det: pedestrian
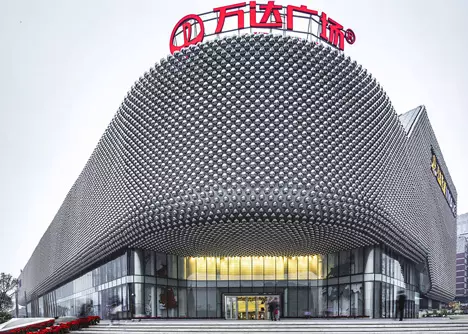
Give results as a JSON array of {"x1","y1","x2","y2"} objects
[
  {"x1": 268, "y1": 301, "x2": 274, "y2": 321},
  {"x1": 274, "y1": 305, "x2": 280, "y2": 321},
  {"x1": 109, "y1": 303, "x2": 118, "y2": 326},
  {"x1": 396, "y1": 290, "x2": 406, "y2": 321},
  {"x1": 268, "y1": 298, "x2": 276, "y2": 321}
]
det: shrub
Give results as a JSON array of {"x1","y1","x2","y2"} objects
[{"x1": 0, "y1": 311, "x2": 12, "y2": 324}]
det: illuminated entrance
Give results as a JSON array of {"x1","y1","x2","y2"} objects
[{"x1": 224, "y1": 295, "x2": 280, "y2": 320}]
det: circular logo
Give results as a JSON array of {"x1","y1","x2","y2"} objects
[
  {"x1": 169, "y1": 14, "x2": 205, "y2": 54},
  {"x1": 345, "y1": 29, "x2": 356, "y2": 45}
]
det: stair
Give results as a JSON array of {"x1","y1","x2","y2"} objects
[{"x1": 78, "y1": 319, "x2": 468, "y2": 334}]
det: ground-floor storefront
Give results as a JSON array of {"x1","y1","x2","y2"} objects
[{"x1": 25, "y1": 245, "x2": 424, "y2": 319}]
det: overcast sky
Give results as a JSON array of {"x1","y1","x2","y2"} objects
[{"x1": 1, "y1": 0, "x2": 467, "y2": 278}]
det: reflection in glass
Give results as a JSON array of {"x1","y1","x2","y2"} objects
[{"x1": 27, "y1": 245, "x2": 422, "y2": 320}]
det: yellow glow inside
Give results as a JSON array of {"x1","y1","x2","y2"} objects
[{"x1": 185, "y1": 255, "x2": 320, "y2": 280}]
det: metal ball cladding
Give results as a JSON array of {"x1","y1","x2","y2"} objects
[{"x1": 21, "y1": 34, "x2": 456, "y2": 304}]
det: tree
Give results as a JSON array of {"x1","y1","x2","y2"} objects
[
  {"x1": 0, "y1": 273, "x2": 18, "y2": 313},
  {"x1": 0, "y1": 311, "x2": 12, "y2": 324}
]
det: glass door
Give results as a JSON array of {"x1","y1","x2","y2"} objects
[
  {"x1": 237, "y1": 296, "x2": 247, "y2": 319},
  {"x1": 257, "y1": 296, "x2": 267, "y2": 320},
  {"x1": 225, "y1": 296, "x2": 237, "y2": 320},
  {"x1": 225, "y1": 295, "x2": 279, "y2": 320},
  {"x1": 247, "y1": 296, "x2": 257, "y2": 319}
]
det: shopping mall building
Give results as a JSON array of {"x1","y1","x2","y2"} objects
[{"x1": 18, "y1": 2, "x2": 457, "y2": 320}]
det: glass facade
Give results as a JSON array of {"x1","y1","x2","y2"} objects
[{"x1": 25, "y1": 245, "x2": 421, "y2": 319}]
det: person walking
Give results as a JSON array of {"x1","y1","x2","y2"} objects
[
  {"x1": 396, "y1": 290, "x2": 406, "y2": 321},
  {"x1": 268, "y1": 301, "x2": 275, "y2": 321},
  {"x1": 274, "y1": 305, "x2": 280, "y2": 321}
]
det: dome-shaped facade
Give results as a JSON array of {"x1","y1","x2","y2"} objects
[{"x1": 18, "y1": 35, "x2": 457, "y2": 319}]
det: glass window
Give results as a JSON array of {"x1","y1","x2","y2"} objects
[
  {"x1": 196, "y1": 287, "x2": 207, "y2": 318},
  {"x1": 178, "y1": 288, "x2": 187, "y2": 317},
  {"x1": 206, "y1": 257, "x2": 216, "y2": 280},
  {"x1": 382, "y1": 251, "x2": 388, "y2": 276},
  {"x1": 100, "y1": 263, "x2": 107, "y2": 284},
  {"x1": 339, "y1": 284, "x2": 350, "y2": 316},
  {"x1": 168, "y1": 254, "x2": 178, "y2": 279},
  {"x1": 197, "y1": 257, "x2": 207, "y2": 280},
  {"x1": 122, "y1": 253, "x2": 128, "y2": 276},
  {"x1": 156, "y1": 253, "x2": 167, "y2": 278},
  {"x1": 276, "y1": 257, "x2": 286, "y2": 280},
  {"x1": 351, "y1": 248, "x2": 364, "y2": 274},
  {"x1": 264, "y1": 257, "x2": 275, "y2": 280},
  {"x1": 297, "y1": 256, "x2": 308, "y2": 280},
  {"x1": 327, "y1": 285, "x2": 338, "y2": 316},
  {"x1": 339, "y1": 251, "x2": 351, "y2": 277},
  {"x1": 252, "y1": 257, "x2": 263, "y2": 280},
  {"x1": 187, "y1": 288, "x2": 196, "y2": 317},
  {"x1": 287, "y1": 287, "x2": 298, "y2": 317},
  {"x1": 374, "y1": 246, "x2": 381, "y2": 274},
  {"x1": 144, "y1": 250, "x2": 155, "y2": 276},
  {"x1": 308, "y1": 256, "x2": 318, "y2": 279},
  {"x1": 178, "y1": 257, "x2": 187, "y2": 280},
  {"x1": 350, "y1": 283, "x2": 363, "y2": 316},
  {"x1": 207, "y1": 288, "x2": 217, "y2": 318},
  {"x1": 309, "y1": 285, "x2": 319, "y2": 317},
  {"x1": 288, "y1": 257, "x2": 298, "y2": 280},
  {"x1": 229, "y1": 258, "x2": 240, "y2": 280},
  {"x1": 167, "y1": 287, "x2": 178, "y2": 318},
  {"x1": 157, "y1": 286, "x2": 167, "y2": 318},
  {"x1": 144, "y1": 284, "x2": 154, "y2": 316},
  {"x1": 241, "y1": 257, "x2": 252, "y2": 280},
  {"x1": 186, "y1": 258, "x2": 196, "y2": 280},
  {"x1": 218, "y1": 257, "x2": 228, "y2": 280},
  {"x1": 327, "y1": 253, "x2": 338, "y2": 278},
  {"x1": 115, "y1": 258, "x2": 121, "y2": 279}
]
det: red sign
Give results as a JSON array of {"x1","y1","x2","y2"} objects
[
  {"x1": 169, "y1": 14, "x2": 205, "y2": 54},
  {"x1": 170, "y1": 1, "x2": 356, "y2": 54}
]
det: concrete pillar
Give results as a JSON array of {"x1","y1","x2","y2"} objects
[
  {"x1": 364, "y1": 281, "x2": 373, "y2": 318},
  {"x1": 133, "y1": 250, "x2": 145, "y2": 317},
  {"x1": 134, "y1": 249, "x2": 143, "y2": 275},
  {"x1": 364, "y1": 246, "x2": 374, "y2": 273},
  {"x1": 134, "y1": 283, "x2": 144, "y2": 317}
]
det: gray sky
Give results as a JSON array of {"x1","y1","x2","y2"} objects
[{"x1": 1, "y1": 0, "x2": 467, "y2": 278}]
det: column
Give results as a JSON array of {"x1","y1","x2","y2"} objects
[
  {"x1": 133, "y1": 250, "x2": 145, "y2": 317},
  {"x1": 134, "y1": 249, "x2": 143, "y2": 276}
]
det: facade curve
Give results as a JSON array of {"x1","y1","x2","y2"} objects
[{"x1": 18, "y1": 34, "x2": 456, "y2": 318}]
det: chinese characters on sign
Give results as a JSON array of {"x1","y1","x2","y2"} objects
[
  {"x1": 431, "y1": 151, "x2": 457, "y2": 216},
  {"x1": 170, "y1": 1, "x2": 356, "y2": 54}
]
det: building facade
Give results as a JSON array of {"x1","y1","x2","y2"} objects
[
  {"x1": 456, "y1": 213, "x2": 468, "y2": 302},
  {"x1": 18, "y1": 34, "x2": 457, "y2": 319}
]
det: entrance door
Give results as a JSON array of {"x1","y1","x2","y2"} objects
[
  {"x1": 237, "y1": 296, "x2": 247, "y2": 319},
  {"x1": 224, "y1": 295, "x2": 279, "y2": 320},
  {"x1": 225, "y1": 296, "x2": 237, "y2": 320}
]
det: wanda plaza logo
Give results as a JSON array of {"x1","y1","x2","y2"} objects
[{"x1": 170, "y1": 1, "x2": 356, "y2": 54}]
